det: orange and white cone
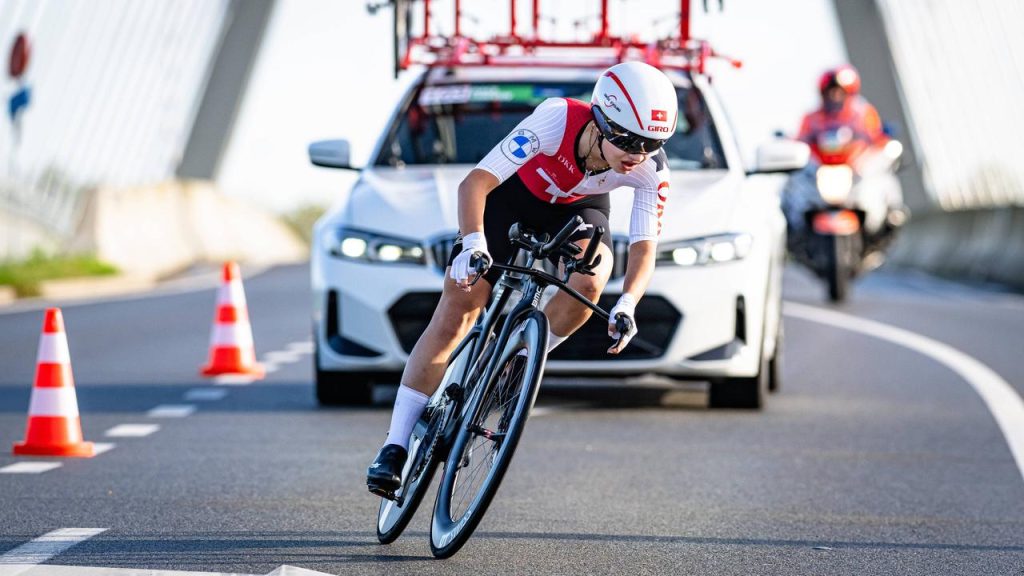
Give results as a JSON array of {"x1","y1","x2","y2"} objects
[
  {"x1": 13, "y1": 308, "x2": 95, "y2": 457},
  {"x1": 200, "y1": 262, "x2": 264, "y2": 378}
]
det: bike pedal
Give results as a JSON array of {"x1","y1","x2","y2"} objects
[{"x1": 367, "y1": 484, "x2": 398, "y2": 501}]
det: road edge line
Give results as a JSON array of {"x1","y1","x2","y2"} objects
[{"x1": 784, "y1": 300, "x2": 1024, "y2": 484}]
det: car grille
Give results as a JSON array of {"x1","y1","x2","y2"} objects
[
  {"x1": 547, "y1": 295, "x2": 680, "y2": 361},
  {"x1": 429, "y1": 234, "x2": 630, "y2": 279},
  {"x1": 388, "y1": 293, "x2": 679, "y2": 360}
]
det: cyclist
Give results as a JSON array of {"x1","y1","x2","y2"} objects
[{"x1": 367, "y1": 61, "x2": 678, "y2": 496}]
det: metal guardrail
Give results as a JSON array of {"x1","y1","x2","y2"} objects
[
  {"x1": 0, "y1": 0, "x2": 230, "y2": 252},
  {"x1": 875, "y1": 0, "x2": 1024, "y2": 211}
]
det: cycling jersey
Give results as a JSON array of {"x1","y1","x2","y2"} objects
[{"x1": 476, "y1": 98, "x2": 670, "y2": 245}]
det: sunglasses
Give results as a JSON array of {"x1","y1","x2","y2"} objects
[{"x1": 592, "y1": 105, "x2": 667, "y2": 155}]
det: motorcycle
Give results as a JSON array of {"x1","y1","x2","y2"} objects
[{"x1": 782, "y1": 125, "x2": 907, "y2": 302}]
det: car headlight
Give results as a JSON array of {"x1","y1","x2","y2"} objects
[
  {"x1": 325, "y1": 227, "x2": 426, "y2": 264},
  {"x1": 816, "y1": 164, "x2": 854, "y2": 204},
  {"x1": 656, "y1": 233, "x2": 753, "y2": 267}
]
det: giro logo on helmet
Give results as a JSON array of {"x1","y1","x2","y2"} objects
[{"x1": 647, "y1": 125, "x2": 672, "y2": 133}]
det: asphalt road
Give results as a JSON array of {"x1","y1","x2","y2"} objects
[{"x1": 0, "y1": 263, "x2": 1021, "y2": 575}]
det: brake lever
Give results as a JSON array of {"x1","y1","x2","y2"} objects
[{"x1": 468, "y1": 253, "x2": 492, "y2": 287}]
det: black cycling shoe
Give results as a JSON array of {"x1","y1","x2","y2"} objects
[{"x1": 366, "y1": 444, "x2": 408, "y2": 500}]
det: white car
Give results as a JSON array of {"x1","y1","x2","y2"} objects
[{"x1": 309, "y1": 66, "x2": 807, "y2": 408}]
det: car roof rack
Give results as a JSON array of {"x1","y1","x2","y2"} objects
[{"x1": 372, "y1": 0, "x2": 742, "y2": 77}]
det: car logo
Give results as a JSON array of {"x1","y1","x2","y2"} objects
[{"x1": 501, "y1": 129, "x2": 540, "y2": 165}]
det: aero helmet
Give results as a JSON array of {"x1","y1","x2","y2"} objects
[
  {"x1": 818, "y1": 65, "x2": 861, "y2": 95},
  {"x1": 591, "y1": 61, "x2": 678, "y2": 154}
]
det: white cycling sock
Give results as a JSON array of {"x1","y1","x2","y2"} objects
[
  {"x1": 384, "y1": 385, "x2": 430, "y2": 450},
  {"x1": 547, "y1": 329, "x2": 568, "y2": 353}
]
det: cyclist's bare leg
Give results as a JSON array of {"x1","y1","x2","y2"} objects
[
  {"x1": 544, "y1": 240, "x2": 614, "y2": 337},
  {"x1": 401, "y1": 271, "x2": 492, "y2": 397}
]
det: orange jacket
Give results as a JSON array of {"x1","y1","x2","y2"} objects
[{"x1": 798, "y1": 95, "x2": 886, "y2": 164}]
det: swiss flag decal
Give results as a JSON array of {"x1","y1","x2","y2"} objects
[{"x1": 651, "y1": 109, "x2": 668, "y2": 122}]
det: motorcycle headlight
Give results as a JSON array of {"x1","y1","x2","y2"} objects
[
  {"x1": 656, "y1": 233, "x2": 753, "y2": 267},
  {"x1": 326, "y1": 227, "x2": 426, "y2": 265},
  {"x1": 816, "y1": 165, "x2": 854, "y2": 204}
]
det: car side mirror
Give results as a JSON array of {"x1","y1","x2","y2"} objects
[
  {"x1": 749, "y1": 139, "x2": 811, "y2": 175},
  {"x1": 309, "y1": 139, "x2": 357, "y2": 170}
]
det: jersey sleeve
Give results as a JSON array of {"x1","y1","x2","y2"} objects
[
  {"x1": 475, "y1": 98, "x2": 567, "y2": 183},
  {"x1": 626, "y1": 150, "x2": 670, "y2": 245}
]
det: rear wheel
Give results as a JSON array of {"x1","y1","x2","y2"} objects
[
  {"x1": 376, "y1": 331, "x2": 480, "y2": 543},
  {"x1": 430, "y1": 311, "x2": 548, "y2": 558}
]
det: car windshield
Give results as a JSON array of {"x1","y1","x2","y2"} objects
[{"x1": 375, "y1": 80, "x2": 726, "y2": 171}]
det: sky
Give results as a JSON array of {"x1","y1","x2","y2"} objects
[{"x1": 216, "y1": 0, "x2": 848, "y2": 211}]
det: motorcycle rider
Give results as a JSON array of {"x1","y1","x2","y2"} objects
[
  {"x1": 786, "y1": 65, "x2": 906, "y2": 254},
  {"x1": 366, "y1": 61, "x2": 678, "y2": 497}
]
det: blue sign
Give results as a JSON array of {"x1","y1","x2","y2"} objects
[{"x1": 8, "y1": 85, "x2": 31, "y2": 122}]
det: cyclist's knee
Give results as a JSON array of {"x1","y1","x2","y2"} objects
[{"x1": 572, "y1": 274, "x2": 606, "y2": 302}]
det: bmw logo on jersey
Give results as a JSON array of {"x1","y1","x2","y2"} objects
[{"x1": 502, "y1": 129, "x2": 540, "y2": 165}]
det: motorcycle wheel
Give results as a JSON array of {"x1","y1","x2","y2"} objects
[{"x1": 825, "y1": 236, "x2": 850, "y2": 303}]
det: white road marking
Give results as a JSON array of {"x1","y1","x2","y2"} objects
[
  {"x1": 262, "y1": 362, "x2": 280, "y2": 374},
  {"x1": 212, "y1": 375, "x2": 255, "y2": 386},
  {"x1": 146, "y1": 405, "x2": 196, "y2": 418},
  {"x1": 0, "y1": 462, "x2": 62, "y2": 474},
  {"x1": 263, "y1": 351, "x2": 302, "y2": 364},
  {"x1": 286, "y1": 341, "x2": 313, "y2": 354},
  {"x1": 184, "y1": 388, "x2": 229, "y2": 401},
  {"x1": 0, "y1": 528, "x2": 106, "y2": 571},
  {"x1": 92, "y1": 443, "x2": 115, "y2": 456},
  {"x1": 784, "y1": 300, "x2": 1024, "y2": 483},
  {"x1": 105, "y1": 424, "x2": 160, "y2": 438},
  {"x1": 0, "y1": 564, "x2": 332, "y2": 575}
]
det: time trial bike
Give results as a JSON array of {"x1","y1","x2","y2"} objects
[{"x1": 372, "y1": 215, "x2": 631, "y2": 558}]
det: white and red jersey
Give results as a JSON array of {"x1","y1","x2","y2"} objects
[{"x1": 476, "y1": 98, "x2": 670, "y2": 244}]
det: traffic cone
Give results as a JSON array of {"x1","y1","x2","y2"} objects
[
  {"x1": 200, "y1": 262, "x2": 264, "y2": 378},
  {"x1": 13, "y1": 308, "x2": 95, "y2": 457}
]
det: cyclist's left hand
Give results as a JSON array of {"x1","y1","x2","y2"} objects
[{"x1": 607, "y1": 294, "x2": 638, "y2": 354}]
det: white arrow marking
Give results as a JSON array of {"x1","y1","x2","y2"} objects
[{"x1": 785, "y1": 300, "x2": 1024, "y2": 483}]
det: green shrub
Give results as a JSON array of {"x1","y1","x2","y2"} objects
[{"x1": 0, "y1": 249, "x2": 118, "y2": 297}]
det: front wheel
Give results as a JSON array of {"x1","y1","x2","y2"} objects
[{"x1": 429, "y1": 310, "x2": 548, "y2": 558}]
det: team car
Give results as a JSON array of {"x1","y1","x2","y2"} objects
[{"x1": 308, "y1": 64, "x2": 807, "y2": 409}]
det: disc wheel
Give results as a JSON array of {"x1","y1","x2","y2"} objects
[{"x1": 429, "y1": 311, "x2": 548, "y2": 558}]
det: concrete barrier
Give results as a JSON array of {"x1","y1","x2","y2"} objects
[
  {"x1": 890, "y1": 207, "x2": 1024, "y2": 290},
  {"x1": 69, "y1": 180, "x2": 306, "y2": 279}
]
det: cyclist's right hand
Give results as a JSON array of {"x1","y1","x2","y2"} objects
[{"x1": 450, "y1": 232, "x2": 491, "y2": 291}]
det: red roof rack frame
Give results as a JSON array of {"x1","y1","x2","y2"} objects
[{"x1": 388, "y1": 0, "x2": 742, "y2": 76}]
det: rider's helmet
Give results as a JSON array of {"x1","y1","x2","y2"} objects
[
  {"x1": 818, "y1": 65, "x2": 861, "y2": 96},
  {"x1": 591, "y1": 61, "x2": 678, "y2": 154}
]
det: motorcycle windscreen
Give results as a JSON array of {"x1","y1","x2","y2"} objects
[{"x1": 812, "y1": 210, "x2": 861, "y2": 235}]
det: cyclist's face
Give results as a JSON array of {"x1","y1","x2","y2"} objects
[{"x1": 602, "y1": 138, "x2": 648, "y2": 174}]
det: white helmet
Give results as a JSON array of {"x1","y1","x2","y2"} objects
[{"x1": 591, "y1": 61, "x2": 678, "y2": 154}]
